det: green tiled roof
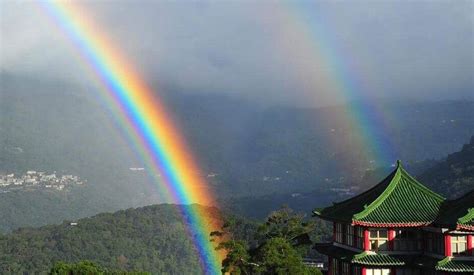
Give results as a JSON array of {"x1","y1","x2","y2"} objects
[
  {"x1": 316, "y1": 244, "x2": 474, "y2": 272},
  {"x1": 314, "y1": 161, "x2": 445, "y2": 226},
  {"x1": 314, "y1": 244, "x2": 406, "y2": 267},
  {"x1": 352, "y1": 252, "x2": 405, "y2": 266},
  {"x1": 435, "y1": 257, "x2": 474, "y2": 272},
  {"x1": 435, "y1": 190, "x2": 474, "y2": 231}
]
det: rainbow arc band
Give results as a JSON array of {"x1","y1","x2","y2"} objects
[{"x1": 39, "y1": 2, "x2": 223, "y2": 274}]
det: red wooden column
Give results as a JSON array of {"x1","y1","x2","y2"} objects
[
  {"x1": 388, "y1": 229, "x2": 396, "y2": 251},
  {"x1": 468, "y1": 235, "x2": 473, "y2": 256},
  {"x1": 361, "y1": 267, "x2": 367, "y2": 275},
  {"x1": 364, "y1": 228, "x2": 371, "y2": 251},
  {"x1": 444, "y1": 234, "x2": 451, "y2": 257},
  {"x1": 391, "y1": 268, "x2": 397, "y2": 275}
]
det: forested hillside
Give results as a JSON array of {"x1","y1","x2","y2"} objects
[
  {"x1": 419, "y1": 136, "x2": 474, "y2": 198},
  {"x1": 0, "y1": 204, "x2": 223, "y2": 274}
]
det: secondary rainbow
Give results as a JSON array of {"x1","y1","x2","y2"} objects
[
  {"x1": 275, "y1": 2, "x2": 397, "y2": 166},
  {"x1": 39, "y1": 2, "x2": 223, "y2": 274}
]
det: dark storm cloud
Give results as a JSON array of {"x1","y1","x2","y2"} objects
[{"x1": 1, "y1": 0, "x2": 473, "y2": 106}]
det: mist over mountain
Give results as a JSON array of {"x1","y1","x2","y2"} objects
[
  {"x1": 1, "y1": 73, "x2": 474, "y2": 231},
  {"x1": 228, "y1": 136, "x2": 474, "y2": 219},
  {"x1": 2, "y1": 73, "x2": 474, "y2": 194}
]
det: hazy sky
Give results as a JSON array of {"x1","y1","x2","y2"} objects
[{"x1": 1, "y1": 0, "x2": 473, "y2": 106}]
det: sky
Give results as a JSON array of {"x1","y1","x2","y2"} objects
[{"x1": 1, "y1": 0, "x2": 473, "y2": 107}]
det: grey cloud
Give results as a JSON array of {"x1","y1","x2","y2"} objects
[{"x1": 1, "y1": 0, "x2": 473, "y2": 106}]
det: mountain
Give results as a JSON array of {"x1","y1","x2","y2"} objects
[
  {"x1": 0, "y1": 204, "x2": 222, "y2": 274},
  {"x1": 226, "y1": 138, "x2": 474, "y2": 220},
  {"x1": 1, "y1": 73, "x2": 474, "y2": 231},
  {"x1": 419, "y1": 136, "x2": 474, "y2": 198}
]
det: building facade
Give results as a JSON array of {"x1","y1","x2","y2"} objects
[{"x1": 314, "y1": 161, "x2": 474, "y2": 274}]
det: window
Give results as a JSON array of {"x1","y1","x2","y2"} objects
[
  {"x1": 451, "y1": 235, "x2": 468, "y2": 256},
  {"x1": 425, "y1": 232, "x2": 444, "y2": 254},
  {"x1": 369, "y1": 229, "x2": 388, "y2": 251},
  {"x1": 331, "y1": 258, "x2": 339, "y2": 275},
  {"x1": 394, "y1": 230, "x2": 422, "y2": 251},
  {"x1": 345, "y1": 224, "x2": 354, "y2": 246},
  {"x1": 355, "y1": 226, "x2": 364, "y2": 249},
  {"x1": 335, "y1": 223, "x2": 344, "y2": 243},
  {"x1": 395, "y1": 269, "x2": 420, "y2": 275},
  {"x1": 366, "y1": 269, "x2": 391, "y2": 275},
  {"x1": 341, "y1": 262, "x2": 350, "y2": 275}
]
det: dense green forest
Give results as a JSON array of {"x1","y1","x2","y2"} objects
[
  {"x1": 420, "y1": 136, "x2": 474, "y2": 198},
  {"x1": 0, "y1": 203, "x2": 330, "y2": 274},
  {"x1": 0, "y1": 204, "x2": 223, "y2": 274}
]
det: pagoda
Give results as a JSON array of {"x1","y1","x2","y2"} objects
[{"x1": 313, "y1": 161, "x2": 474, "y2": 275}]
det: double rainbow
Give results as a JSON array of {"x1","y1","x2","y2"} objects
[
  {"x1": 40, "y1": 2, "x2": 223, "y2": 274},
  {"x1": 38, "y1": 1, "x2": 399, "y2": 273}
]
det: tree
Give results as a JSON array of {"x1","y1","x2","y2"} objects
[
  {"x1": 49, "y1": 261, "x2": 150, "y2": 275},
  {"x1": 254, "y1": 238, "x2": 320, "y2": 275},
  {"x1": 212, "y1": 207, "x2": 322, "y2": 275},
  {"x1": 257, "y1": 206, "x2": 314, "y2": 251},
  {"x1": 49, "y1": 261, "x2": 107, "y2": 275}
]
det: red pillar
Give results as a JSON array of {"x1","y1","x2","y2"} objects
[
  {"x1": 388, "y1": 229, "x2": 396, "y2": 251},
  {"x1": 392, "y1": 268, "x2": 397, "y2": 275},
  {"x1": 362, "y1": 267, "x2": 367, "y2": 275},
  {"x1": 364, "y1": 229, "x2": 371, "y2": 251},
  {"x1": 333, "y1": 222, "x2": 337, "y2": 242},
  {"x1": 444, "y1": 234, "x2": 451, "y2": 257},
  {"x1": 468, "y1": 235, "x2": 473, "y2": 256}
]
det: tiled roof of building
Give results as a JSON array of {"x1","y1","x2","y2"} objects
[
  {"x1": 314, "y1": 243, "x2": 406, "y2": 267},
  {"x1": 435, "y1": 257, "x2": 474, "y2": 272},
  {"x1": 434, "y1": 190, "x2": 474, "y2": 231},
  {"x1": 316, "y1": 244, "x2": 474, "y2": 272},
  {"x1": 352, "y1": 252, "x2": 405, "y2": 266},
  {"x1": 314, "y1": 161, "x2": 445, "y2": 227}
]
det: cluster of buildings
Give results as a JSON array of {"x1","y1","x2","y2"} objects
[
  {"x1": 0, "y1": 171, "x2": 84, "y2": 192},
  {"x1": 314, "y1": 161, "x2": 473, "y2": 274}
]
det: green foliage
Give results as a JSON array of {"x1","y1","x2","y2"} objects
[
  {"x1": 50, "y1": 261, "x2": 107, "y2": 274},
  {"x1": 0, "y1": 204, "x2": 222, "y2": 274},
  {"x1": 217, "y1": 240, "x2": 252, "y2": 275},
  {"x1": 257, "y1": 207, "x2": 314, "y2": 249},
  {"x1": 212, "y1": 207, "x2": 322, "y2": 275},
  {"x1": 49, "y1": 260, "x2": 149, "y2": 275},
  {"x1": 254, "y1": 238, "x2": 320, "y2": 275}
]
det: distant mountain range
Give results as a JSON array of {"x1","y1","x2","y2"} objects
[
  {"x1": 1, "y1": 72, "x2": 473, "y2": 229},
  {"x1": 228, "y1": 136, "x2": 474, "y2": 219}
]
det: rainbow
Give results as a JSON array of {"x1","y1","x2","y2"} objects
[
  {"x1": 39, "y1": 2, "x2": 223, "y2": 274},
  {"x1": 273, "y1": 2, "x2": 397, "y2": 167}
]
